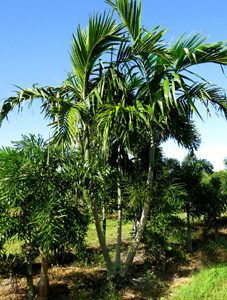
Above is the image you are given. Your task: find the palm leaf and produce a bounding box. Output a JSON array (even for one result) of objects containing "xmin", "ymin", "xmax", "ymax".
[
  {"xmin": 134, "ymin": 27, "xmax": 169, "ymax": 61},
  {"xmin": 71, "ymin": 11, "xmax": 123, "ymax": 99},
  {"xmin": 177, "ymin": 83, "xmax": 227, "ymax": 118},
  {"xmin": 106, "ymin": 0, "xmax": 141, "ymax": 40},
  {"xmin": 50, "ymin": 100, "xmax": 88, "ymax": 147},
  {"xmin": 172, "ymin": 33, "xmax": 227, "ymax": 70},
  {"xmin": 0, "ymin": 85, "xmax": 68, "ymax": 125}
]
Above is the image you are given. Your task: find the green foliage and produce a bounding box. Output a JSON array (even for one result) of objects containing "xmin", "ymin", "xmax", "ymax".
[
  {"xmin": 199, "ymin": 174, "xmax": 226, "ymax": 223},
  {"xmin": 180, "ymin": 153, "xmax": 227, "ymax": 227},
  {"xmin": 0, "ymin": 134, "xmax": 89, "ymax": 261},
  {"xmin": 144, "ymin": 270, "xmax": 165, "ymax": 299},
  {"xmin": 144, "ymin": 158, "xmax": 186, "ymax": 268},
  {"xmin": 102, "ymin": 277, "xmax": 120, "ymax": 300},
  {"xmin": 171, "ymin": 264, "xmax": 227, "ymax": 300}
]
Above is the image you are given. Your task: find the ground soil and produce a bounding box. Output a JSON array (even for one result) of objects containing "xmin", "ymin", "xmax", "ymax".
[{"xmin": 1, "ymin": 227, "xmax": 226, "ymax": 299}]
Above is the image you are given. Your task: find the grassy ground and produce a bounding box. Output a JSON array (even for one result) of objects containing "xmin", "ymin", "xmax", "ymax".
[
  {"xmin": 3, "ymin": 219, "xmax": 132, "ymax": 254},
  {"xmin": 170, "ymin": 264, "xmax": 227, "ymax": 300},
  {"xmin": 164, "ymin": 226, "xmax": 227, "ymax": 300},
  {"xmin": 86, "ymin": 219, "xmax": 132, "ymax": 248},
  {"xmin": 1, "ymin": 218, "xmax": 227, "ymax": 299}
]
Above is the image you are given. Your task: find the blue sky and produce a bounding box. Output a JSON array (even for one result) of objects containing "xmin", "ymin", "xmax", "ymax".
[{"xmin": 1, "ymin": 0, "xmax": 227, "ymax": 170}]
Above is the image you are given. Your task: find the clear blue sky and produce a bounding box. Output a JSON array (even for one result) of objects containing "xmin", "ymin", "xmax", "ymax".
[{"xmin": 1, "ymin": 0, "xmax": 227, "ymax": 170}]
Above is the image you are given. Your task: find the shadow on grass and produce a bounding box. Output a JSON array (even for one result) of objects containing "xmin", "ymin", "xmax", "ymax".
[{"xmin": 1, "ymin": 221, "xmax": 226, "ymax": 300}]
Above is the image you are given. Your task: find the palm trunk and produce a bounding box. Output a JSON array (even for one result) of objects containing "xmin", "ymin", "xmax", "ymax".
[
  {"xmin": 26, "ymin": 258, "xmax": 34, "ymax": 300},
  {"xmin": 123, "ymin": 132, "xmax": 155, "ymax": 276},
  {"xmin": 84, "ymin": 130, "xmax": 114, "ymax": 274},
  {"xmin": 91, "ymin": 199, "xmax": 114, "ymax": 274},
  {"xmin": 115, "ymin": 145, "xmax": 123, "ymax": 275},
  {"xmin": 115, "ymin": 159, "xmax": 122, "ymax": 274},
  {"xmin": 37, "ymin": 255, "xmax": 49, "ymax": 300},
  {"xmin": 131, "ymin": 218, "xmax": 139, "ymax": 239}
]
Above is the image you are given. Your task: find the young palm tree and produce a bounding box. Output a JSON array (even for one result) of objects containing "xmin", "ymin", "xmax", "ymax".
[{"xmin": 0, "ymin": 135, "xmax": 89, "ymax": 299}]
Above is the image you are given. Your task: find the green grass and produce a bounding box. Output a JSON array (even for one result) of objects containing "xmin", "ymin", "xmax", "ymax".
[
  {"xmin": 3, "ymin": 219, "xmax": 132, "ymax": 254},
  {"xmin": 171, "ymin": 264, "xmax": 227, "ymax": 300},
  {"xmin": 86, "ymin": 219, "xmax": 132, "ymax": 248}
]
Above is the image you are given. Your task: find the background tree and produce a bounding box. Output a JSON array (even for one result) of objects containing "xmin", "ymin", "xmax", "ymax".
[
  {"xmin": 180, "ymin": 153, "xmax": 213, "ymax": 251},
  {"xmin": 199, "ymin": 172, "xmax": 227, "ymax": 238}
]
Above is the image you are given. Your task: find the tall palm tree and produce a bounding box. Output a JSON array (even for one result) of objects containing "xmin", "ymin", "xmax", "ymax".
[
  {"xmin": 101, "ymin": 0, "xmax": 227, "ymax": 274},
  {"xmin": 0, "ymin": 12, "xmax": 124, "ymax": 275},
  {"xmin": 1, "ymin": 0, "xmax": 227, "ymax": 278}
]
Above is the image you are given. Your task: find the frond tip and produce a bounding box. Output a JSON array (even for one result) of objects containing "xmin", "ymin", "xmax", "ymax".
[
  {"xmin": 71, "ymin": 11, "xmax": 123, "ymax": 97},
  {"xmin": 106, "ymin": 0, "xmax": 142, "ymax": 40}
]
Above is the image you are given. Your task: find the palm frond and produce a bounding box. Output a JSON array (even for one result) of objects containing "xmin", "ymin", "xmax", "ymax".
[
  {"xmin": 106, "ymin": 0, "xmax": 142, "ymax": 40},
  {"xmin": 134, "ymin": 27, "xmax": 169, "ymax": 61},
  {"xmin": 177, "ymin": 83, "xmax": 227, "ymax": 118},
  {"xmin": 50, "ymin": 100, "xmax": 88, "ymax": 147},
  {"xmin": 172, "ymin": 33, "xmax": 227, "ymax": 70},
  {"xmin": 97, "ymin": 100, "xmax": 151, "ymax": 152},
  {"xmin": 0, "ymin": 85, "xmax": 68, "ymax": 125},
  {"xmin": 116, "ymin": 40, "xmax": 133, "ymax": 65},
  {"xmin": 195, "ymin": 42, "xmax": 227, "ymax": 65},
  {"xmin": 71, "ymin": 11, "xmax": 123, "ymax": 98}
]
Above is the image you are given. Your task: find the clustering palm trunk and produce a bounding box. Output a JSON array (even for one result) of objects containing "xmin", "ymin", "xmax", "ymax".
[
  {"xmin": 90, "ymin": 134, "xmax": 156, "ymax": 278},
  {"xmin": 91, "ymin": 199, "xmax": 114, "ymax": 274},
  {"xmin": 123, "ymin": 132, "xmax": 155, "ymax": 275},
  {"xmin": 115, "ymin": 146, "xmax": 123, "ymax": 275}
]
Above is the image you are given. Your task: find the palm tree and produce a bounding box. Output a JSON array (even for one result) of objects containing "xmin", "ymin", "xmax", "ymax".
[
  {"xmin": 0, "ymin": 12, "xmax": 124, "ymax": 276},
  {"xmin": 1, "ymin": 0, "xmax": 227, "ymax": 278},
  {"xmin": 0, "ymin": 135, "xmax": 89, "ymax": 299},
  {"xmin": 100, "ymin": 0, "xmax": 227, "ymax": 274}
]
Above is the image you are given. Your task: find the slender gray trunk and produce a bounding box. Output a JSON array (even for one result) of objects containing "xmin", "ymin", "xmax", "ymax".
[
  {"xmin": 123, "ymin": 132, "xmax": 155, "ymax": 275},
  {"xmin": 84, "ymin": 130, "xmax": 113, "ymax": 274},
  {"xmin": 115, "ymin": 149, "xmax": 122, "ymax": 273},
  {"xmin": 26, "ymin": 258, "xmax": 34, "ymax": 300},
  {"xmin": 115, "ymin": 175, "xmax": 122, "ymax": 273},
  {"xmin": 131, "ymin": 219, "xmax": 139, "ymax": 239},
  {"xmin": 37, "ymin": 255, "xmax": 49, "ymax": 300},
  {"xmin": 91, "ymin": 200, "xmax": 114, "ymax": 274}
]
